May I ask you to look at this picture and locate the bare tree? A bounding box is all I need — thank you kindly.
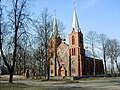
[114,44,120,74]
[85,30,99,76]
[54,19,65,37]
[15,39,31,75]
[99,34,108,75]
[34,8,52,80]
[0,0,31,83]
[33,8,65,79]
[106,38,120,76]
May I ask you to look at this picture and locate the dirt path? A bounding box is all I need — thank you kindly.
[0,78,120,90]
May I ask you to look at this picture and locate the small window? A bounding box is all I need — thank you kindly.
[72,36,75,45]
[50,62,53,66]
[51,70,53,73]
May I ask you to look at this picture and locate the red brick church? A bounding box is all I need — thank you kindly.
[49,7,104,77]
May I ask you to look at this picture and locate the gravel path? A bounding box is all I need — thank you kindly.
[0,78,120,90]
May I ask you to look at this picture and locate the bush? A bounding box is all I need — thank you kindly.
[1,66,9,75]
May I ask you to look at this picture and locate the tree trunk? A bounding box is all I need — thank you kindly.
[111,57,114,77]
[39,68,41,79]
[103,49,107,75]
[57,56,60,68]
[54,54,57,76]
[9,70,14,83]
[47,54,51,80]
[23,51,26,74]
[93,57,96,76]
[115,59,120,74]
[92,43,95,76]
[47,59,50,80]
[104,61,107,75]
[39,60,41,79]
[54,37,57,76]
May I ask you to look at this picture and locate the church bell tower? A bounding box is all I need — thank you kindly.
[68,4,85,76]
[49,14,62,76]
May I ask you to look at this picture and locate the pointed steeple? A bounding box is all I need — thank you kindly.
[72,3,81,32]
[52,11,58,37]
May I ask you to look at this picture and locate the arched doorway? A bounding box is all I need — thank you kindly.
[58,66,67,76]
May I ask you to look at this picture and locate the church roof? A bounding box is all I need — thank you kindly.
[85,49,93,57]
[63,41,69,46]
[85,49,101,60]
[72,7,81,32]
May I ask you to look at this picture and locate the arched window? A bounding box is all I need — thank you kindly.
[72,36,75,45]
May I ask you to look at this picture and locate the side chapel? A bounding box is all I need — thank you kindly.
[49,6,104,77]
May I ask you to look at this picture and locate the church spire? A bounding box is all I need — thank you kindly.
[52,10,58,37]
[72,1,81,32]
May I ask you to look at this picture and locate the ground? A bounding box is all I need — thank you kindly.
[0,75,120,90]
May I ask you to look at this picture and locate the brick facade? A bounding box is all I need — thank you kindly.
[49,30,104,77]
[49,8,104,77]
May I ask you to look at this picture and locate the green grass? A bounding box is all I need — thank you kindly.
[0,83,44,90]
[0,75,25,81]
[81,77,120,81]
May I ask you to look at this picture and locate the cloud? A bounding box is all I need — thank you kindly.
[84,0,99,8]
[90,0,98,6]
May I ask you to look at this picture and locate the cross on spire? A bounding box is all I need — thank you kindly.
[54,10,56,16]
[74,0,76,9]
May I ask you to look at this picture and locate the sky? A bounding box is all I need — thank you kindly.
[1,0,120,69]
[31,0,120,43]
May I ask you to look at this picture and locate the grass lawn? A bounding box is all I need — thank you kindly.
[0,83,44,90]
[81,76,120,81]
[0,75,25,81]
[0,75,120,90]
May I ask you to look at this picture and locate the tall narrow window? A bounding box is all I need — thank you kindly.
[74,48,75,55]
[79,36,81,42]
[72,48,73,55]
[69,49,71,55]
[51,52,53,58]
[51,41,53,48]
[78,48,79,55]
[72,36,75,45]
[72,48,76,56]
